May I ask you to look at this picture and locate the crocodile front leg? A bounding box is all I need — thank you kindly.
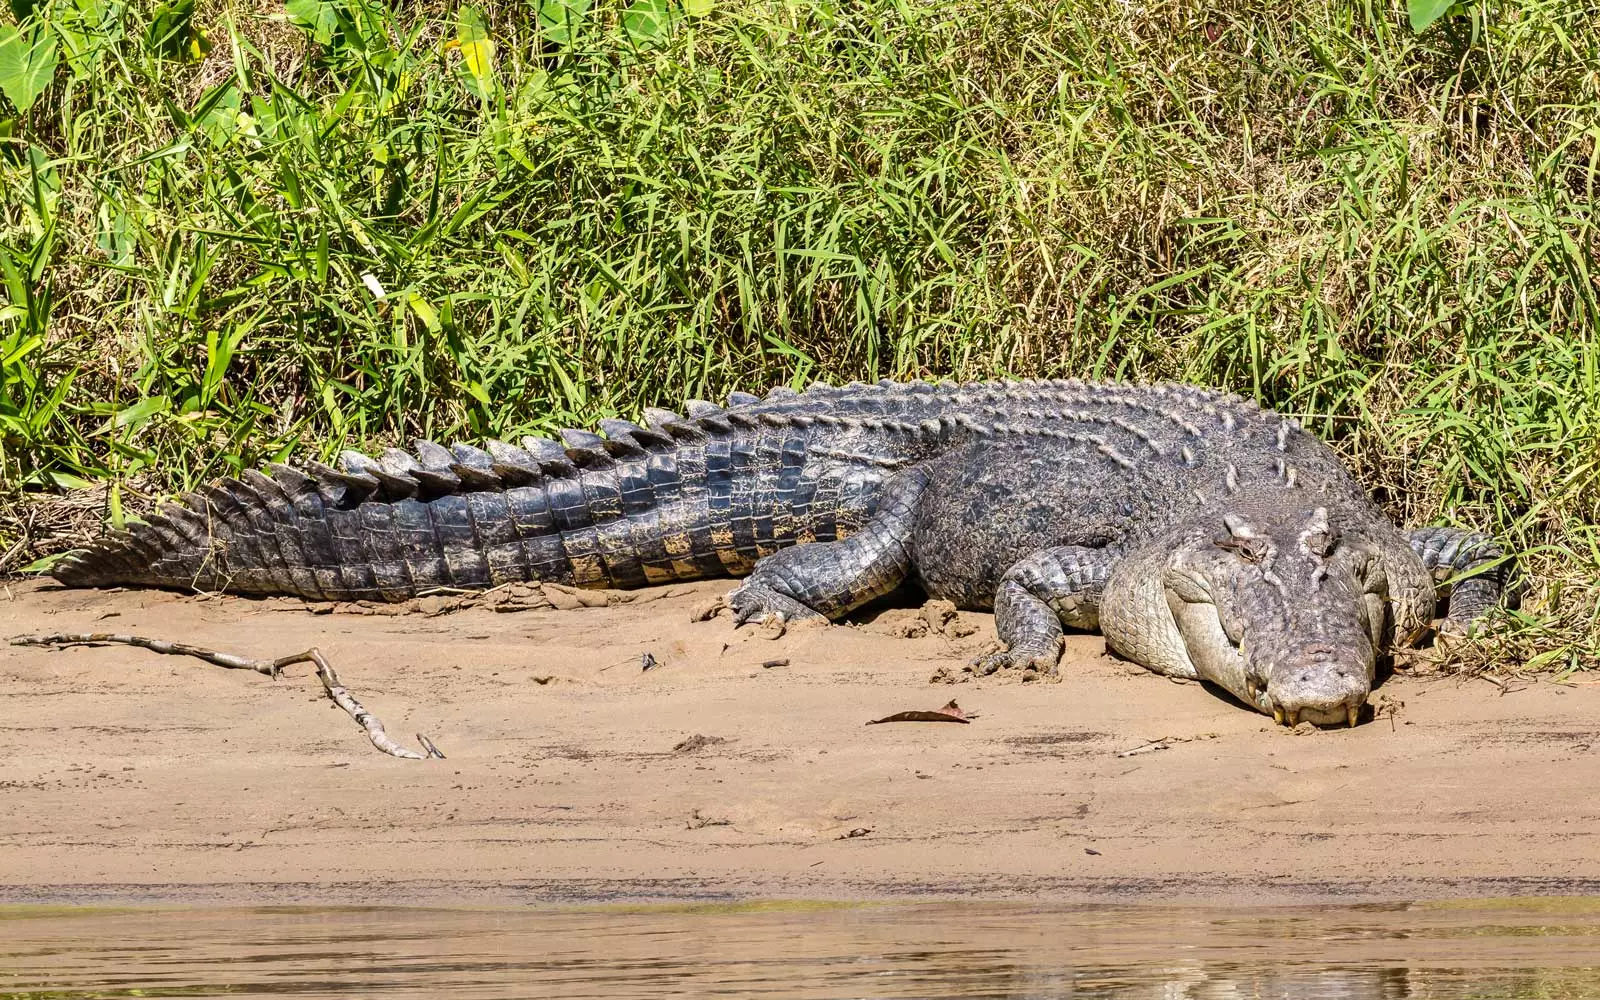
[1406,526,1515,631]
[726,468,928,623]
[972,545,1118,676]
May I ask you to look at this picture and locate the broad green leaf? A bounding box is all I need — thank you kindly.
[455,5,496,100]
[44,470,92,489]
[622,0,679,47]
[0,25,59,113]
[538,0,591,47]
[1408,0,1455,31]
[285,0,338,46]
[191,80,242,148]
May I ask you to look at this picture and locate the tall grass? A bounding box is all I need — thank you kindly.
[1,0,1596,668]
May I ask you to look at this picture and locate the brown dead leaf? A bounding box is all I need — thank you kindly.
[865,699,971,725]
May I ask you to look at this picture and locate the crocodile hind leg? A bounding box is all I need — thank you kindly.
[1406,526,1515,632]
[726,468,928,624]
[971,545,1118,676]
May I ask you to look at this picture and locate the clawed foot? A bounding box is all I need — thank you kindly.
[941,641,1061,683]
[971,648,1059,677]
[725,581,826,627]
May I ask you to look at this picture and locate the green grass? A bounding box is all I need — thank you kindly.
[1,0,1596,670]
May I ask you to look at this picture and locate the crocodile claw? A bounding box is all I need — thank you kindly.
[968,647,1060,680]
[725,581,824,627]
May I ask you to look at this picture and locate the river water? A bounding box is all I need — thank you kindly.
[4,898,1599,998]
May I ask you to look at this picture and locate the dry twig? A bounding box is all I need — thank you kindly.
[9,632,443,760]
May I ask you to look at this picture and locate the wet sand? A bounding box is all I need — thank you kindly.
[3,578,1598,906]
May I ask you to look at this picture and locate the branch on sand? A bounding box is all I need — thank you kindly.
[8,632,445,761]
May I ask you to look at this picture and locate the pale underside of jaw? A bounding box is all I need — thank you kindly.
[1171,598,1362,728]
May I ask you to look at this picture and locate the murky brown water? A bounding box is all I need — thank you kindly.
[4,899,1600,998]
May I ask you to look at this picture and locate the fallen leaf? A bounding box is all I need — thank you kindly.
[866,700,970,725]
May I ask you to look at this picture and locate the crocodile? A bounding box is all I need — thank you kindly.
[50,379,1511,726]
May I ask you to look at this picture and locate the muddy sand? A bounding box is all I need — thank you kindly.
[2,577,1598,906]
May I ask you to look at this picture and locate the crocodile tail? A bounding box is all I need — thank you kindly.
[48,390,919,602]
[49,428,700,602]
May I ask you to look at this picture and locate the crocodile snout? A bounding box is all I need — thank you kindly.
[1266,649,1370,727]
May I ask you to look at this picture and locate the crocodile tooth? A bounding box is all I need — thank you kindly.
[1347,705,1360,728]
[1272,706,1285,725]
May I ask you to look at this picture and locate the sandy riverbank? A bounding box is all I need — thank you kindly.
[3,577,1597,906]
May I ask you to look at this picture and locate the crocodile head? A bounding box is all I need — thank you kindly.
[1163,505,1405,727]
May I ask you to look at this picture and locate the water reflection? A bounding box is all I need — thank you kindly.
[3,899,1600,999]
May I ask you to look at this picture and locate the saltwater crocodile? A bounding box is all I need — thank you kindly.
[51,379,1510,726]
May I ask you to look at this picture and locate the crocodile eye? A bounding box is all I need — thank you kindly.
[1216,513,1266,563]
[1214,533,1268,564]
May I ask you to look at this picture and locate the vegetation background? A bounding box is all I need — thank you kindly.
[0,0,1594,670]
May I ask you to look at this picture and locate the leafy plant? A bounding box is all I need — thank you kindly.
[1408,0,1456,32]
[453,5,496,100]
[0,23,57,113]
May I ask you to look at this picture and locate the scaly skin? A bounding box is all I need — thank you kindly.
[51,379,1513,725]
